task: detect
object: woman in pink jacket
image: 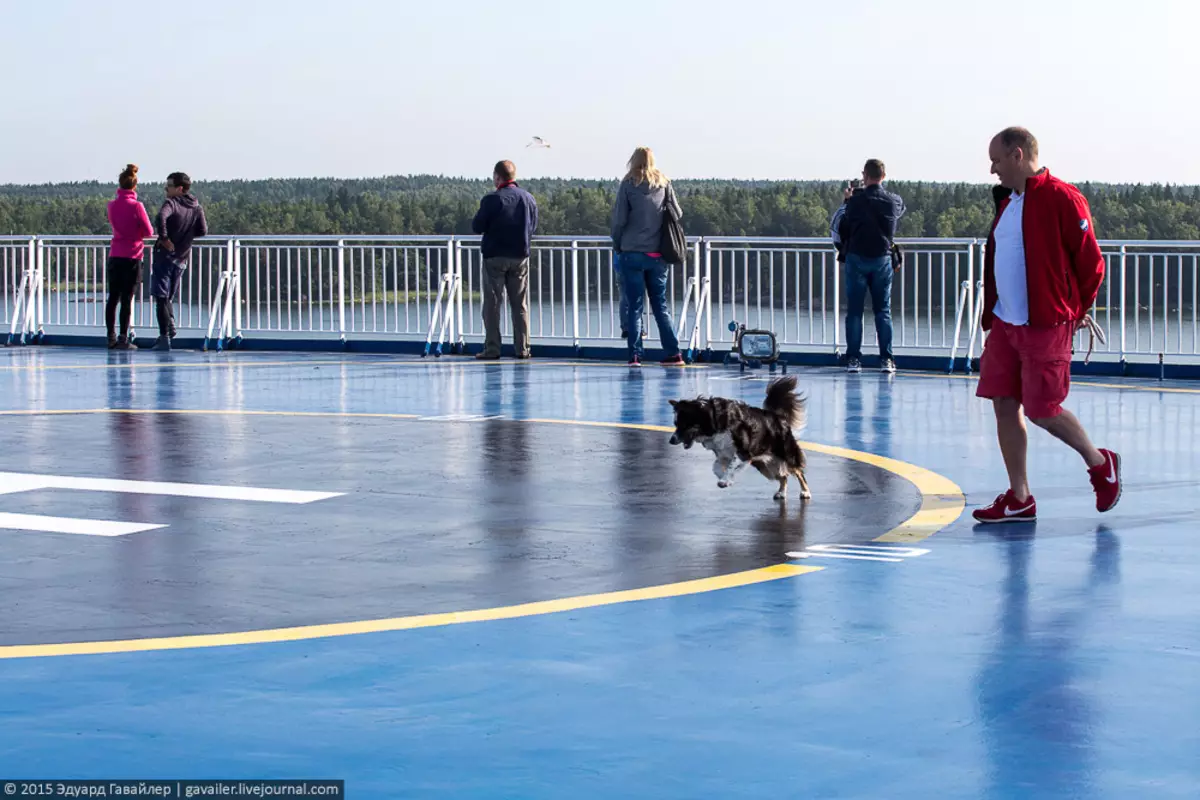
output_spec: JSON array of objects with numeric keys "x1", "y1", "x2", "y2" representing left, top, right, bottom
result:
[{"x1": 105, "y1": 164, "x2": 154, "y2": 348}]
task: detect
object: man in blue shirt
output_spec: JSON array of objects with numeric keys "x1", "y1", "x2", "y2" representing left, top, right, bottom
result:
[
  {"x1": 472, "y1": 160, "x2": 538, "y2": 359},
  {"x1": 835, "y1": 159, "x2": 905, "y2": 373}
]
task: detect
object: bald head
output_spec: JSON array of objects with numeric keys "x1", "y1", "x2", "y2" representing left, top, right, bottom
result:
[
  {"x1": 989, "y1": 126, "x2": 1040, "y2": 192},
  {"x1": 995, "y1": 127, "x2": 1038, "y2": 162}
]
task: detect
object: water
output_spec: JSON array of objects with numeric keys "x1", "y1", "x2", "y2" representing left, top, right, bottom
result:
[{"x1": 5, "y1": 292, "x2": 1194, "y2": 357}]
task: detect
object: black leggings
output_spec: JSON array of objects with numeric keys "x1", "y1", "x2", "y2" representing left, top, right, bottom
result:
[{"x1": 105, "y1": 257, "x2": 142, "y2": 340}]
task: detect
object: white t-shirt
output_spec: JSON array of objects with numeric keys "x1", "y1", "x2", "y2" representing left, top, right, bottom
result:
[{"x1": 992, "y1": 191, "x2": 1028, "y2": 326}]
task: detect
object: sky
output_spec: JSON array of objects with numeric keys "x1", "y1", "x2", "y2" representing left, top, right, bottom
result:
[{"x1": 1, "y1": 0, "x2": 1197, "y2": 186}]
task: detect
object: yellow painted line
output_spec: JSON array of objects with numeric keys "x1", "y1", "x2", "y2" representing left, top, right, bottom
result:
[
  {"x1": 0, "y1": 408, "x2": 421, "y2": 421},
  {"x1": 530, "y1": 420, "x2": 965, "y2": 545},
  {"x1": 0, "y1": 411, "x2": 962, "y2": 659},
  {"x1": 1075, "y1": 380, "x2": 1200, "y2": 395},
  {"x1": 796, "y1": 441, "x2": 965, "y2": 543},
  {"x1": 525, "y1": 418, "x2": 671, "y2": 433},
  {"x1": 0, "y1": 357, "x2": 396, "y2": 373},
  {"x1": 898, "y1": 369, "x2": 1200, "y2": 395},
  {"x1": 0, "y1": 564, "x2": 818, "y2": 659},
  {"x1": 0, "y1": 356, "x2": 705, "y2": 373}
]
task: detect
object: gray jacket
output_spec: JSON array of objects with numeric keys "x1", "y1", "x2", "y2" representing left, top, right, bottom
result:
[{"x1": 610, "y1": 177, "x2": 683, "y2": 253}]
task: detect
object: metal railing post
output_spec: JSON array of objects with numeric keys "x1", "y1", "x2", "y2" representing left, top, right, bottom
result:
[
  {"x1": 232, "y1": 239, "x2": 242, "y2": 342},
  {"x1": 1118, "y1": 244, "x2": 1127, "y2": 364},
  {"x1": 691, "y1": 240, "x2": 702, "y2": 350},
  {"x1": 571, "y1": 240, "x2": 581, "y2": 352},
  {"x1": 337, "y1": 239, "x2": 346, "y2": 343},
  {"x1": 34, "y1": 237, "x2": 45, "y2": 338},
  {"x1": 444, "y1": 238, "x2": 456, "y2": 354},
  {"x1": 832, "y1": 247, "x2": 841, "y2": 354},
  {"x1": 703, "y1": 239, "x2": 713, "y2": 353},
  {"x1": 453, "y1": 238, "x2": 464, "y2": 353},
  {"x1": 967, "y1": 240, "x2": 977, "y2": 347}
]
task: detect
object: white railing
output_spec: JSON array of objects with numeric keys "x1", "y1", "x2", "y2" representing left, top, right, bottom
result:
[{"x1": 4, "y1": 235, "x2": 1198, "y2": 367}]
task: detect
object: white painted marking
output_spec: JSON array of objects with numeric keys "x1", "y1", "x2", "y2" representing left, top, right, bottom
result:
[
  {"x1": 708, "y1": 375, "x2": 770, "y2": 382},
  {"x1": 787, "y1": 550, "x2": 904, "y2": 563},
  {"x1": 0, "y1": 512, "x2": 165, "y2": 537},
  {"x1": 786, "y1": 544, "x2": 931, "y2": 564},
  {"x1": 0, "y1": 472, "x2": 343, "y2": 504},
  {"x1": 0, "y1": 475, "x2": 52, "y2": 495},
  {"x1": 417, "y1": 414, "x2": 504, "y2": 422}
]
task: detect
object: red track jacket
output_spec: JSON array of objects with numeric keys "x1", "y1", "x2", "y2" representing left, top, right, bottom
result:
[{"x1": 982, "y1": 169, "x2": 1105, "y2": 331}]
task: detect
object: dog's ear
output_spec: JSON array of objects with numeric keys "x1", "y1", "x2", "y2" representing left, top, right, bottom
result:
[{"x1": 668, "y1": 399, "x2": 678, "y2": 408}]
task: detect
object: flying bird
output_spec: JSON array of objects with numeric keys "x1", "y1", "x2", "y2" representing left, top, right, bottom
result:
[{"x1": 526, "y1": 137, "x2": 551, "y2": 149}]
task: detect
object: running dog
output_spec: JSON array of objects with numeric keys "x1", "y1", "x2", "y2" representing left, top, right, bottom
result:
[{"x1": 667, "y1": 375, "x2": 811, "y2": 501}]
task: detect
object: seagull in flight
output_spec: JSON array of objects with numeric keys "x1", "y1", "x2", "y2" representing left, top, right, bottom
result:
[{"x1": 526, "y1": 136, "x2": 551, "y2": 149}]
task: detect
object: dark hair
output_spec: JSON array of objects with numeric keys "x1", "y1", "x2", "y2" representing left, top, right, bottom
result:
[
  {"x1": 863, "y1": 159, "x2": 886, "y2": 181},
  {"x1": 119, "y1": 164, "x2": 139, "y2": 190},
  {"x1": 493, "y1": 160, "x2": 516, "y2": 182},
  {"x1": 996, "y1": 127, "x2": 1038, "y2": 161},
  {"x1": 167, "y1": 171, "x2": 192, "y2": 192}
]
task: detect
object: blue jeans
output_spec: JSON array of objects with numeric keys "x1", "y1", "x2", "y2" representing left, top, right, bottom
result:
[
  {"x1": 617, "y1": 262, "x2": 628, "y2": 336},
  {"x1": 619, "y1": 252, "x2": 680, "y2": 360},
  {"x1": 150, "y1": 250, "x2": 186, "y2": 337},
  {"x1": 844, "y1": 253, "x2": 894, "y2": 360}
]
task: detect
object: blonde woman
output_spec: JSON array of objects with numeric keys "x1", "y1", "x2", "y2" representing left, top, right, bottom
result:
[{"x1": 610, "y1": 146, "x2": 684, "y2": 366}]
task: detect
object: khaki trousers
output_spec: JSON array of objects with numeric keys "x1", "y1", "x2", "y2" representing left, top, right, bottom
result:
[{"x1": 481, "y1": 256, "x2": 530, "y2": 357}]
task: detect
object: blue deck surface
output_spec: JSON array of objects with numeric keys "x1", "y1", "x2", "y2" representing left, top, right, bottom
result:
[{"x1": 0, "y1": 347, "x2": 1197, "y2": 798}]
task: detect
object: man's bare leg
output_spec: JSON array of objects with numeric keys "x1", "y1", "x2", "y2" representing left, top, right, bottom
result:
[
  {"x1": 994, "y1": 397, "x2": 1032, "y2": 501},
  {"x1": 1029, "y1": 409, "x2": 1105, "y2": 468}
]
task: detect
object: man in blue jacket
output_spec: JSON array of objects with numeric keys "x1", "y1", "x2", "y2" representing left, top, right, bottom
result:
[
  {"x1": 836, "y1": 159, "x2": 905, "y2": 373},
  {"x1": 472, "y1": 160, "x2": 538, "y2": 359}
]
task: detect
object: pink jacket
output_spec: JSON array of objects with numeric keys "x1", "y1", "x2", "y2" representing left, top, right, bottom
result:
[{"x1": 106, "y1": 189, "x2": 154, "y2": 259}]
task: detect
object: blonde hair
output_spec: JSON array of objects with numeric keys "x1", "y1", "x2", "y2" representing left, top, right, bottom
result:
[{"x1": 624, "y1": 146, "x2": 668, "y2": 189}]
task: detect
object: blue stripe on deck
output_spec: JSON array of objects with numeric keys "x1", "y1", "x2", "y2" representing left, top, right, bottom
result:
[{"x1": 1, "y1": 348, "x2": 1198, "y2": 799}]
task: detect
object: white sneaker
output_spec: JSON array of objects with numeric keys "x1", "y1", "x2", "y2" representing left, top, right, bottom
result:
[{"x1": 881, "y1": 358, "x2": 896, "y2": 373}]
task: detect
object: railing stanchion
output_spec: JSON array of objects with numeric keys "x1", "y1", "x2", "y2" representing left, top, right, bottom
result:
[
  {"x1": 337, "y1": 239, "x2": 347, "y2": 346},
  {"x1": 571, "y1": 240, "x2": 581, "y2": 354}
]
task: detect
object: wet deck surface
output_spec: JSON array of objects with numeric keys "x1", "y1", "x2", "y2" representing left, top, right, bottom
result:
[
  {"x1": 1, "y1": 347, "x2": 1198, "y2": 798},
  {"x1": 0, "y1": 413, "x2": 911, "y2": 646}
]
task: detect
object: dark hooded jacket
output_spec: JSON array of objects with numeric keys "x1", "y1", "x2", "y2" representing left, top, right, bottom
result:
[{"x1": 154, "y1": 193, "x2": 208, "y2": 264}]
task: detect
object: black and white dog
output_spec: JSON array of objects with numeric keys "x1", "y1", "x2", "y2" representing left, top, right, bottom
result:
[{"x1": 668, "y1": 375, "x2": 811, "y2": 501}]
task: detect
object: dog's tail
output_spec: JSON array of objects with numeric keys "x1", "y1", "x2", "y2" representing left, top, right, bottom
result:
[{"x1": 764, "y1": 374, "x2": 807, "y2": 431}]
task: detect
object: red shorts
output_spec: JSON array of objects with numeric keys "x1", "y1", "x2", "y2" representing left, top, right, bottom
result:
[{"x1": 975, "y1": 319, "x2": 1074, "y2": 419}]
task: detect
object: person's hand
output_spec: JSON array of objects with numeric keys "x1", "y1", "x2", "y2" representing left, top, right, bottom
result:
[
  {"x1": 843, "y1": 186, "x2": 853, "y2": 201},
  {"x1": 160, "y1": 238, "x2": 175, "y2": 252}
]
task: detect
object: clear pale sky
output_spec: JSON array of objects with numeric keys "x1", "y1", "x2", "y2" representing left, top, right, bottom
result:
[{"x1": 2, "y1": 0, "x2": 1196, "y2": 186}]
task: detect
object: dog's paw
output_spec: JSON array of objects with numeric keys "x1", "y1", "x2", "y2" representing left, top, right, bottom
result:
[
  {"x1": 773, "y1": 491, "x2": 786, "y2": 501},
  {"x1": 717, "y1": 480, "x2": 730, "y2": 489},
  {"x1": 800, "y1": 490, "x2": 812, "y2": 500}
]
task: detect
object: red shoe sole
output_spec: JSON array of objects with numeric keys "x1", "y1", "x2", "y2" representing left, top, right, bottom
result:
[{"x1": 972, "y1": 514, "x2": 1037, "y2": 524}]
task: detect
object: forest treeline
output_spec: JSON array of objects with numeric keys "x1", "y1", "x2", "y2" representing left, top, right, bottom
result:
[{"x1": 3, "y1": 175, "x2": 1199, "y2": 240}]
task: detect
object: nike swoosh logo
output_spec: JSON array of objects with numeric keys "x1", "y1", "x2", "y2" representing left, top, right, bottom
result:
[
  {"x1": 1005, "y1": 503, "x2": 1035, "y2": 516},
  {"x1": 1106, "y1": 459, "x2": 1118, "y2": 483}
]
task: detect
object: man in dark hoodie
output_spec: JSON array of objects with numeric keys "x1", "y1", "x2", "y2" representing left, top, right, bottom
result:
[{"x1": 149, "y1": 171, "x2": 208, "y2": 350}]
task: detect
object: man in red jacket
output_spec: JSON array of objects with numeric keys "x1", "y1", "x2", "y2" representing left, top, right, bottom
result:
[{"x1": 973, "y1": 127, "x2": 1121, "y2": 523}]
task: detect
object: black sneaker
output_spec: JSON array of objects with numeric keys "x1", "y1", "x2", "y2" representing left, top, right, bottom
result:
[
  {"x1": 881, "y1": 358, "x2": 896, "y2": 374},
  {"x1": 846, "y1": 357, "x2": 862, "y2": 373}
]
